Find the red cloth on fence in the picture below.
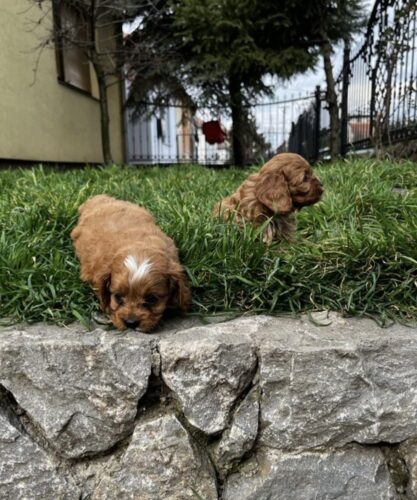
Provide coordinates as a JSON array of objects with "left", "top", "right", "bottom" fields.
[{"left": 202, "top": 120, "right": 227, "bottom": 144}]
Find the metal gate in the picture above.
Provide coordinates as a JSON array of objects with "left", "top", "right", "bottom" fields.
[{"left": 125, "top": 105, "right": 232, "bottom": 165}]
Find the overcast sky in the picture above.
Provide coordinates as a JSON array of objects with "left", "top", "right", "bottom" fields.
[{"left": 279, "top": 0, "right": 374, "bottom": 100}]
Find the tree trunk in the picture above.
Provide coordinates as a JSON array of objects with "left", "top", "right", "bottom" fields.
[
  {"left": 95, "top": 66, "right": 113, "bottom": 165},
  {"left": 229, "top": 74, "right": 246, "bottom": 167},
  {"left": 382, "top": 56, "right": 395, "bottom": 142},
  {"left": 91, "top": 0, "right": 112, "bottom": 165},
  {"left": 322, "top": 41, "right": 340, "bottom": 160}
]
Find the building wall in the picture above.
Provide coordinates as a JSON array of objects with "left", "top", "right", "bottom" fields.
[{"left": 0, "top": 0, "right": 124, "bottom": 164}]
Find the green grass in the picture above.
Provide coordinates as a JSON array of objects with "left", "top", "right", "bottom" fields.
[{"left": 0, "top": 158, "right": 416, "bottom": 327}]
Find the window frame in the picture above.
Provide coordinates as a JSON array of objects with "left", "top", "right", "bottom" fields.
[{"left": 52, "top": 0, "right": 95, "bottom": 98}]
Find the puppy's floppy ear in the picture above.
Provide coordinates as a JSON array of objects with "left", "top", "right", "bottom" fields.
[
  {"left": 168, "top": 261, "right": 191, "bottom": 313},
  {"left": 96, "top": 273, "right": 111, "bottom": 312},
  {"left": 255, "top": 171, "right": 293, "bottom": 214}
]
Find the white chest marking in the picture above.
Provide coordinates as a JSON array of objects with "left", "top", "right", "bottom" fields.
[{"left": 124, "top": 255, "right": 152, "bottom": 284}]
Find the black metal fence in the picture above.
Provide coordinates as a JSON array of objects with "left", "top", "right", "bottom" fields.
[
  {"left": 289, "top": 0, "right": 417, "bottom": 161},
  {"left": 125, "top": 94, "right": 317, "bottom": 165},
  {"left": 125, "top": 0, "right": 417, "bottom": 165},
  {"left": 249, "top": 94, "right": 319, "bottom": 162},
  {"left": 340, "top": 0, "right": 417, "bottom": 154},
  {"left": 285, "top": 90, "right": 322, "bottom": 163},
  {"left": 125, "top": 106, "right": 232, "bottom": 165}
]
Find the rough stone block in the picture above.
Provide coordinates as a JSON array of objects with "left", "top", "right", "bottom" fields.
[
  {"left": 0, "top": 411, "right": 79, "bottom": 499},
  {"left": 253, "top": 315, "right": 417, "bottom": 450},
  {"left": 160, "top": 327, "right": 257, "bottom": 434},
  {"left": 93, "top": 413, "right": 218, "bottom": 499},
  {"left": 210, "top": 386, "right": 259, "bottom": 475},
  {"left": 223, "top": 447, "right": 398, "bottom": 500},
  {"left": 0, "top": 326, "right": 152, "bottom": 458}
]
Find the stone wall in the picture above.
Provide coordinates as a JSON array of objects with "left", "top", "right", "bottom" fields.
[{"left": 1, "top": 314, "right": 417, "bottom": 499}]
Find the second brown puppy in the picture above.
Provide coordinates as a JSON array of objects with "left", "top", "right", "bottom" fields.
[
  {"left": 214, "top": 153, "right": 324, "bottom": 243},
  {"left": 71, "top": 195, "right": 190, "bottom": 332}
]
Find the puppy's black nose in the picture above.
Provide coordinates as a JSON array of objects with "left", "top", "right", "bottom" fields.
[{"left": 123, "top": 318, "right": 139, "bottom": 329}]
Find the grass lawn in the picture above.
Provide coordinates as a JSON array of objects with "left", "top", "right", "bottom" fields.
[{"left": 0, "top": 158, "right": 416, "bottom": 327}]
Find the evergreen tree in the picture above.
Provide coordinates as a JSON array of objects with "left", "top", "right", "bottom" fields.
[
  {"left": 175, "top": 0, "right": 323, "bottom": 165},
  {"left": 129, "top": 0, "right": 368, "bottom": 165}
]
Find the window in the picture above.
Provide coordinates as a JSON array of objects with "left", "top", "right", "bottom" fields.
[{"left": 53, "top": 0, "right": 92, "bottom": 94}]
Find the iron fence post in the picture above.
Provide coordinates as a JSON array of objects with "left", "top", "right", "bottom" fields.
[
  {"left": 314, "top": 86, "right": 321, "bottom": 162},
  {"left": 340, "top": 40, "right": 351, "bottom": 157}
]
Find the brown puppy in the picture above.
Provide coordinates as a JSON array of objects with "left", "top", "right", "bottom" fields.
[
  {"left": 214, "top": 153, "right": 324, "bottom": 243},
  {"left": 71, "top": 195, "right": 190, "bottom": 332}
]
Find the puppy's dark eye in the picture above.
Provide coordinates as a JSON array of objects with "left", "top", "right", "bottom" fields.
[
  {"left": 113, "top": 292, "right": 124, "bottom": 305},
  {"left": 303, "top": 173, "right": 311, "bottom": 182},
  {"left": 144, "top": 294, "right": 159, "bottom": 306}
]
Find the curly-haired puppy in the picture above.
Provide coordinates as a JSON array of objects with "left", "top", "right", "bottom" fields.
[
  {"left": 214, "top": 153, "right": 324, "bottom": 243},
  {"left": 71, "top": 195, "right": 190, "bottom": 332}
]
